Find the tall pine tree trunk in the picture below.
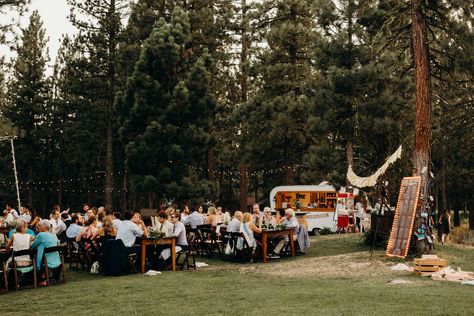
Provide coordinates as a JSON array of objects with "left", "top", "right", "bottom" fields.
[
  {"left": 412, "top": 0, "right": 432, "bottom": 255},
  {"left": 207, "top": 149, "right": 214, "bottom": 181},
  {"left": 240, "top": 165, "right": 248, "bottom": 212},
  {"left": 346, "top": 140, "right": 354, "bottom": 186},
  {"left": 120, "top": 168, "right": 128, "bottom": 212},
  {"left": 104, "top": 0, "right": 117, "bottom": 211},
  {"left": 105, "top": 107, "right": 114, "bottom": 210},
  {"left": 412, "top": 0, "right": 432, "bottom": 195},
  {"left": 239, "top": 0, "right": 249, "bottom": 212}
]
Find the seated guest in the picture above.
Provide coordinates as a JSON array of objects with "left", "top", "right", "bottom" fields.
[
  {"left": 252, "top": 203, "right": 264, "bottom": 226},
  {"left": 154, "top": 211, "right": 174, "bottom": 236},
  {"left": 216, "top": 206, "right": 224, "bottom": 222},
  {"left": 5, "top": 220, "right": 34, "bottom": 270},
  {"left": 227, "top": 211, "right": 243, "bottom": 233},
  {"left": 76, "top": 214, "right": 99, "bottom": 242},
  {"left": 97, "top": 215, "right": 117, "bottom": 240},
  {"left": 206, "top": 206, "right": 220, "bottom": 227},
  {"left": 182, "top": 206, "right": 205, "bottom": 228},
  {"left": 116, "top": 211, "right": 144, "bottom": 251},
  {"left": 19, "top": 205, "right": 32, "bottom": 223},
  {"left": 31, "top": 219, "right": 60, "bottom": 275},
  {"left": 132, "top": 212, "right": 148, "bottom": 237},
  {"left": 50, "top": 209, "right": 67, "bottom": 238},
  {"left": 263, "top": 207, "right": 276, "bottom": 227},
  {"left": 180, "top": 204, "right": 190, "bottom": 222},
  {"left": 4, "top": 202, "right": 19, "bottom": 222},
  {"left": 112, "top": 211, "right": 122, "bottom": 228},
  {"left": 275, "top": 208, "right": 286, "bottom": 224},
  {"left": 96, "top": 210, "right": 106, "bottom": 228},
  {"left": 197, "top": 205, "right": 205, "bottom": 216},
  {"left": 28, "top": 207, "right": 40, "bottom": 233},
  {"left": 271, "top": 209, "right": 299, "bottom": 258},
  {"left": 66, "top": 214, "right": 82, "bottom": 239},
  {"left": 60, "top": 206, "right": 71, "bottom": 220},
  {"left": 239, "top": 212, "right": 262, "bottom": 252},
  {"left": 61, "top": 212, "right": 72, "bottom": 228},
  {"left": 158, "top": 213, "right": 188, "bottom": 268}
]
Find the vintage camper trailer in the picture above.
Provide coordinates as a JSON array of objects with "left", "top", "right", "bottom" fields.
[{"left": 269, "top": 185, "right": 339, "bottom": 234}]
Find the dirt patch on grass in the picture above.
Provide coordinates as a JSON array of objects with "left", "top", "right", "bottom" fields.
[{"left": 237, "top": 252, "right": 409, "bottom": 279}]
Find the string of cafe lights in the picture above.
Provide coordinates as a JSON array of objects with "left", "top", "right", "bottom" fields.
[{"left": 0, "top": 164, "right": 310, "bottom": 188}]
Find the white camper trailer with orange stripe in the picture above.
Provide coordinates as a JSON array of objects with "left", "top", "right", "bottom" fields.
[{"left": 269, "top": 185, "right": 339, "bottom": 234}]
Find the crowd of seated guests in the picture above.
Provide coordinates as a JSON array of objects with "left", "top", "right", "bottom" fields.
[{"left": 1, "top": 201, "right": 307, "bottom": 281}]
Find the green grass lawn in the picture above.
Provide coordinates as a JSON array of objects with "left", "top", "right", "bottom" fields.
[{"left": 2, "top": 235, "right": 473, "bottom": 316}]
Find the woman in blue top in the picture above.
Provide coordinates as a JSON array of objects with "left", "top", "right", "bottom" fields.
[{"left": 30, "top": 219, "right": 60, "bottom": 271}]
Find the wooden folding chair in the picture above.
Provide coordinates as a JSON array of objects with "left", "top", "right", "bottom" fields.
[
  {"left": 43, "top": 246, "right": 67, "bottom": 286},
  {"left": 67, "top": 238, "right": 83, "bottom": 270},
  {"left": 199, "top": 226, "right": 222, "bottom": 257},
  {"left": 176, "top": 233, "right": 197, "bottom": 270},
  {"left": 12, "top": 249, "right": 37, "bottom": 290}
]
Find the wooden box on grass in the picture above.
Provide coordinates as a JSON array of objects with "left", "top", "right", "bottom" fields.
[{"left": 414, "top": 257, "right": 447, "bottom": 276}]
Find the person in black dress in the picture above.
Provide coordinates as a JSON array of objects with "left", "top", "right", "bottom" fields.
[{"left": 439, "top": 209, "right": 451, "bottom": 245}]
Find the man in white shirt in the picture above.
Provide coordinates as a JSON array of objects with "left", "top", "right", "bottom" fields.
[
  {"left": 20, "top": 205, "right": 32, "bottom": 223},
  {"left": 227, "top": 211, "right": 242, "bottom": 233},
  {"left": 4, "top": 203, "right": 19, "bottom": 222},
  {"left": 182, "top": 207, "right": 205, "bottom": 228},
  {"left": 66, "top": 214, "right": 82, "bottom": 239},
  {"left": 155, "top": 211, "right": 174, "bottom": 237},
  {"left": 271, "top": 209, "right": 299, "bottom": 258},
  {"left": 116, "top": 211, "right": 144, "bottom": 249},
  {"left": 51, "top": 209, "right": 67, "bottom": 235}
]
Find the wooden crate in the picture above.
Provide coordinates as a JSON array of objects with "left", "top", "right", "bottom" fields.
[{"left": 414, "top": 258, "right": 447, "bottom": 276}]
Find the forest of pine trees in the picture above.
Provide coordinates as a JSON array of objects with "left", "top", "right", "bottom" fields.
[{"left": 0, "top": 0, "right": 472, "bottom": 226}]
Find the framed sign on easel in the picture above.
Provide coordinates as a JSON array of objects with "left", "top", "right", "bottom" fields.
[{"left": 386, "top": 176, "right": 422, "bottom": 258}]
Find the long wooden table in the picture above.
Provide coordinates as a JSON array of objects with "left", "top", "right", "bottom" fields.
[
  {"left": 258, "top": 228, "right": 295, "bottom": 263},
  {"left": 140, "top": 237, "right": 176, "bottom": 273}
]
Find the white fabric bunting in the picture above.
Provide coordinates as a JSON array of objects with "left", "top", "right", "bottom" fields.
[{"left": 346, "top": 145, "right": 403, "bottom": 188}]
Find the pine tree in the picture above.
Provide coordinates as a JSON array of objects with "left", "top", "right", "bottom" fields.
[
  {"left": 67, "top": 0, "right": 128, "bottom": 210},
  {"left": 238, "top": 0, "right": 318, "bottom": 199},
  {"left": 119, "top": 7, "right": 217, "bottom": 204},
  {"left": 50, "top": 34, "right": 116, "bottom": 208}
]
